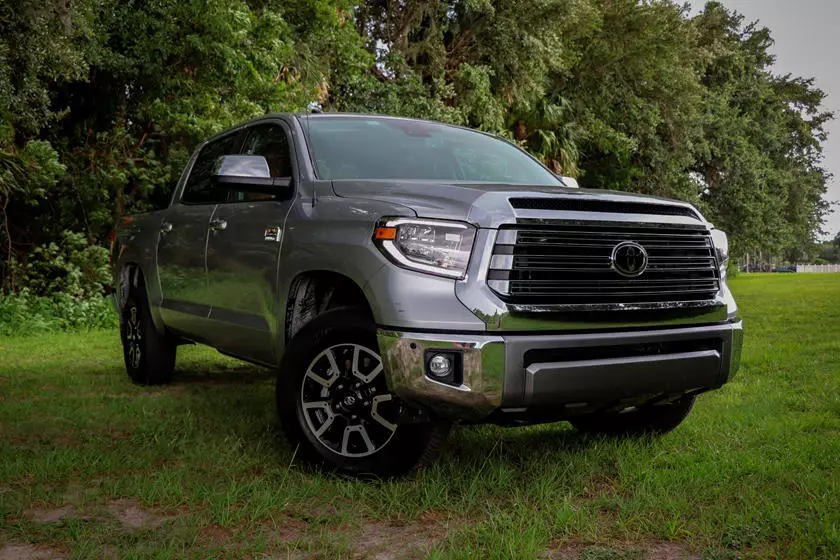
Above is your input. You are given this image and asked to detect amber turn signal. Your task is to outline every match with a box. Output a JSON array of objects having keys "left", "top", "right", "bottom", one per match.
[{"left": 374, "top": 226, "right": 397, "bottom": 240}]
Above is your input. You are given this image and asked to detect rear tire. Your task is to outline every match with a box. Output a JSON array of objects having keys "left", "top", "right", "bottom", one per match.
[
  {"left": 277, "top": 308, "right": 449, "bottom": 478},
  {"left": 120, "top": 284, "right": 176, "bottom": 386},
  {"left": 570, "top": 396, "right": 696, "bottom": 437}
]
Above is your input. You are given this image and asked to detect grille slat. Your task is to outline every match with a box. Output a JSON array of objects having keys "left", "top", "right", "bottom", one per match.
[
  {"left": 509, "top": 198, "right": 701, "bottom": 219},
  {"left": 509, "top": 288, "right": 718, "bottom": 296},
  {"left": 513, "top": 228, "right": 713, "bottom": 239},
  {"left": 489, "top": 222, "right": 721, "bottom": 305}
]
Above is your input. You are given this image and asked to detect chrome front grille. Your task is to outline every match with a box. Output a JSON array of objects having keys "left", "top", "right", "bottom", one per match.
[{"left": 487, "top": 222, "right": 721, "bottom": 305}]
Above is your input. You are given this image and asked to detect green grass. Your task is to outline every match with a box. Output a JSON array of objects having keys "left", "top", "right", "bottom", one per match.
[{"left": 1, "top": 273, "right": 839, "bottom": 559}]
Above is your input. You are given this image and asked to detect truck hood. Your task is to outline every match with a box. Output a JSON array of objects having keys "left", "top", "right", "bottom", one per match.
[{"left": 330, "top": 180, "right": 707, "bottom": 228}]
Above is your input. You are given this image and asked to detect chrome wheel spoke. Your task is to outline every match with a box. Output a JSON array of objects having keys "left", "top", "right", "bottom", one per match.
[
  {"left": 305, "top": 370, "right": 334, "bottom": 389},
  {"left": 326, "top": 348, "right": 341, "bottom": 378},
  {"left": 357, "top": 425, "right": 375, "bottom": 453},
  {"left": 370, "top": 394, "right": 397, "bottom": 432},
  {"left": 351, "top": 346, "right": 361, "bottom": 379},
  {"left": 303, "top": 400, "right": 331, "bottom": 411},
  {"left": 341, "top": 425, "right": 353, "bottom": 455},
  {"left": 305, "top": 349, "right": 340, "bottom": 389},
  {"left": 303, "top": 401, "right": 335, "bottom": 437},
  {"left": 352, "top": 347, "right": 382, "bottom": 384},
  {"left": 314, "top": 415, "right": 334, "bottom": 437},
  {"left": 366, "top": 362, "right": 383, "bottom": 382}
]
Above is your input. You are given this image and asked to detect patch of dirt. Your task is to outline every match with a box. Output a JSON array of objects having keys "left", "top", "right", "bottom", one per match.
[
  {"left": 107, "top": 499, "right": 169, "bottom": 529},
  {"left": 0, "top": 543, "right": 64, "bottom": 560},
  {"left": 23, "top": 505, "right": 79, "bottom": 524},
  {"left": 295, "top": 502, "right": 339, "bottom": 523},
  {"left": 645, "top": 543, "right": 699, "bottom": 560},
  {"left": 108, "top": 431, "right": 132, "bottom": 441},
  {"left": 24, "top": 481, "right": 101, "bottom": 525},
  {"left": 263, "top": 516, "right": 308, "bottom": 544},
  {"left": 542, "top": 544, "right": 584, "bottom": 559},
  {"left": 199, "top": 524, "right": 233, "bottom": 546},
  {"left": 61, "top": 481, "right": 85, "bottom": 504},
  {"left": 351, "top": 514, "right": 462, "bottom": 560}
]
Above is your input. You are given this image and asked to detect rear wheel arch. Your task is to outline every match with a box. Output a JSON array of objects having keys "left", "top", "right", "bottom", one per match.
[
  {"left": 118, "top": 263, "right": 166, "bottom": 333},
  {"left": 118, "top": 263, "right": 142, "bottom": 313}
]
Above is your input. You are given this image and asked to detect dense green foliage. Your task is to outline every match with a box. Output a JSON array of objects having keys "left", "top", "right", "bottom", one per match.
[
  {"left": 0, "top": 0, "right": 834, "bottom": 293},
  {"left": 814, "top": 231, "right": 840, "bottom": 264},
  {"left": 0, "top": 291, "right": 115, "bottom": 336}
]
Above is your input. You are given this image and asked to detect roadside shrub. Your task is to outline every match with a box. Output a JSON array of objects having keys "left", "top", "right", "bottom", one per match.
[
  {"left": 0, "top": 290, "right": 116, "bottom": 337},
  {"left": 726, "top": 261, "right": 740, "bottom": 278},
  {"left": 19, "top": 230, "right": 110, "bottom": 298}
]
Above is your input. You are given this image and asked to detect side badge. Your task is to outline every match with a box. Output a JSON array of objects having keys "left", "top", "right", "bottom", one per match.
[{"left": 264, "top": 226, "right": 281, "bottom": 243}]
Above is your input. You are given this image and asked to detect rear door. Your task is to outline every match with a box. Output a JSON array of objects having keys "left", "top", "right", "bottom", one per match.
[
  {"left": 156, "top": 132, "right": 241, "bottom": 338},
  {"left": 203, "top": 120, "right": 297, "bottom": 365}
]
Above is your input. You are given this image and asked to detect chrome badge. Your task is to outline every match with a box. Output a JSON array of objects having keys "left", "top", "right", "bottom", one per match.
[
  {"left": 611, "top": 241, "right": 648, "bottom": 277},
  {"left": 264, "top": 226, "right": 281, "bottom": 243}
]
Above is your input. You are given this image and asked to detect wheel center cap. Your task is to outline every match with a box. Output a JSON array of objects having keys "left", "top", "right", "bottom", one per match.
[{"left": 342, "top": 395, "right": 357, "bottom": 407}]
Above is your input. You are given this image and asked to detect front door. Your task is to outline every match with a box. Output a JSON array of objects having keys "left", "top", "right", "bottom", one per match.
[
  {"left": 204, "top": 121, "right": 296, "bottom": 365},
  {"left": 157, "top": 131, "right": 241, "bottom": 339}
]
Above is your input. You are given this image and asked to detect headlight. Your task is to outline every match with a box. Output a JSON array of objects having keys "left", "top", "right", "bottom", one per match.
[
  {"left": 373, "top": 218, "right": 477, "bottom": 279},
  {"left": 710, "top": 229, "right": 729, "bottom": 273}
]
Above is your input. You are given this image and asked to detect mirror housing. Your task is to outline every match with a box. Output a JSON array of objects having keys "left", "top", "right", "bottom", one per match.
[
  {"left": 556, "top": 175, "right": 580, "bottom": 189},
  {"left": 212, "top": 155, "right": 292, "bottom": 197}
]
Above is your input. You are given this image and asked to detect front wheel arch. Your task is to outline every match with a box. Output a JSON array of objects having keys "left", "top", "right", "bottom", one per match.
[{"left": 284, "top": 271, "right": 375, "bottom": 344}]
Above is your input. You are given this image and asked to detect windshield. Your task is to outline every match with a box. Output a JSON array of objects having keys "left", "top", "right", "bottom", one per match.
[{"left": 305, "top": 116, "right": 560, "bottom": 185}]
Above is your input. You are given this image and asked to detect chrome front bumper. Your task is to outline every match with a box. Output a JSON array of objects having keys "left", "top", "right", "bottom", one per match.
[{"left": 377, "top": 320, "right": 743, "bottom": 422}]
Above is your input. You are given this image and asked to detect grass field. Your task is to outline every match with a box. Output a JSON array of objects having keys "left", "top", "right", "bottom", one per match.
[{"left": 1, "top": 274, "right": 839, "bottom": 559}]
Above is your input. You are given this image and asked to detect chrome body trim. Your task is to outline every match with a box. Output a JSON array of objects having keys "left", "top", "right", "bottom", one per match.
[
  {"left": 377, "top": 330, "right": 505, "bottom": 421},
  {"left": 378, "top": 321, "right": 742, "bottom": 421}
]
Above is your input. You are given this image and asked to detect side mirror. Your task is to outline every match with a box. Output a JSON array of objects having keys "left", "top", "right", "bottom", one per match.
[
  {"left": 555, "top": 175, "right": 580, "bottom": 189},
  {"left": 212, "top": 155, "right": 292, "bottom": 196}
]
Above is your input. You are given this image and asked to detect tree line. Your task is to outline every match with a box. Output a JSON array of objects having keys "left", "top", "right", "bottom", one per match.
[{"left": 0, "top": 0, "right": 834, "bottom": 293}]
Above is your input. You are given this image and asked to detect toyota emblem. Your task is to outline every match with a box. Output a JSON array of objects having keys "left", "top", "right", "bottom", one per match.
[{"left": 611, "top": 241, "right": 648, "bottom": 277}]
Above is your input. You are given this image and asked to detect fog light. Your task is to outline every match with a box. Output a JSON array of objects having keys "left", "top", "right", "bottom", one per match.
[{"left": 428, "top": 354, "right": 453, "bottom": 378}]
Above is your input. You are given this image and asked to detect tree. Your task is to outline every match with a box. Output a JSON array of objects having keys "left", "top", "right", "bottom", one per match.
[
  {"left": 0, "top": 0, "right": 834, "bottom": 292},
  {"left": 691, "top": 2, "right": 832, "bottom": 260}
]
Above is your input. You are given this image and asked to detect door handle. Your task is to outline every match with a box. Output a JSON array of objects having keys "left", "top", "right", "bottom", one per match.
[
  {"left": 209, "top": 219, "right": 227, "bottom": 232},
  {"left": 160, "top": 222, "right": 173, "bottom": 234}
]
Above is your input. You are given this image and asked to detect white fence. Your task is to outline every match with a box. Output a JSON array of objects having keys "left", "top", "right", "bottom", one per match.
[{"left": 796, "top": 264, "right": 840, "bottom": 273}]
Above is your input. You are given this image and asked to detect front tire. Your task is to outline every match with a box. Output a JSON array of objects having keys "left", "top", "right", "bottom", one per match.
[
  {"left": 277, "top": 308, "right": 449, "bottom": 478},
  {"left": 120, "top": 286, "right": 176, "bottom": 386},
  {"left": 570, "top": 396, "right": 696, "bottom": 437}
]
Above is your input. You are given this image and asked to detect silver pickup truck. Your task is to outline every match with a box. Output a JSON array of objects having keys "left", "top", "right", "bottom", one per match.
[{"left": 112, "top": 112, "right": 742, "bottom": 477}]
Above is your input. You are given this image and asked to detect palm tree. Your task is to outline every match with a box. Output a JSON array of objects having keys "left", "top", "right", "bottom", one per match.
[{"left": 508, "top": 95, "right": 579, "bottom": 177}]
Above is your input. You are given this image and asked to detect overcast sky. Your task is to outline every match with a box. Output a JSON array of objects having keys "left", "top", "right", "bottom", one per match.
[{"left": 689, "top": 0, "right": 840, "bottom": 239}]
